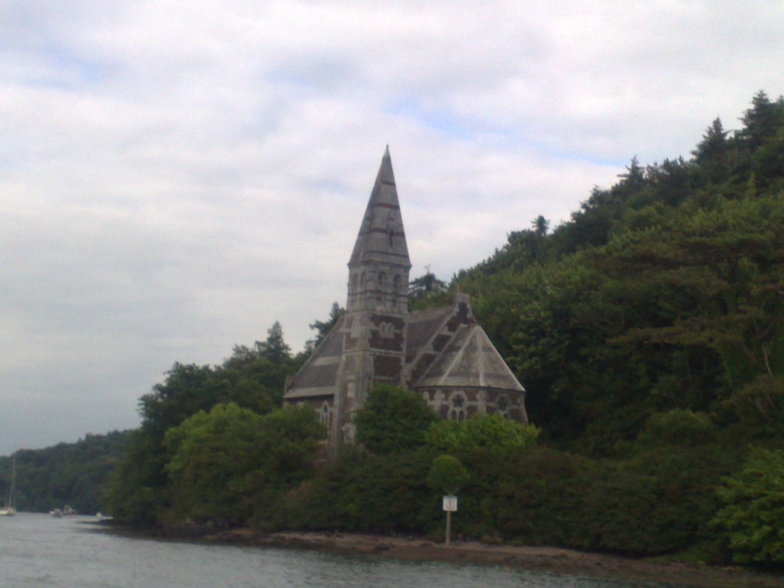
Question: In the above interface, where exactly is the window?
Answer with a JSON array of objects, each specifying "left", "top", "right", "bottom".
[
  {"left": 449, "top": 391, "right": 467, "bottom": 421},
  {"left": 495, "top": 394, "right": 510, "bottom": 418},
  {"left": 319, "top": 402, "right": 331, "bottom": 427},
  {"left": 379, "top": 321, "right": 395, "bottom": 338}
]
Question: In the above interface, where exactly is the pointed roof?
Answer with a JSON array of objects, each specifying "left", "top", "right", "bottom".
[
  {"left": 414, "top": 324, "right": 525, "bottom": 392},
  {"left": 349, "top": 147, "right": 411, "bottom": 268}
]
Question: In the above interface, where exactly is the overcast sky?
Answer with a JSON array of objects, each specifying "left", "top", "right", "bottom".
[{"left": 2, "top": 1, "right": 784, "bottom": 455}]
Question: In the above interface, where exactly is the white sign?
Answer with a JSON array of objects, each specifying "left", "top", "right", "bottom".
[{"left": 442, "top": 495, "right": 458, "bottom": 512}]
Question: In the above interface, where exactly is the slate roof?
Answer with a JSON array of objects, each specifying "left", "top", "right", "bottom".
[
  {"left": 414, "top": 323, "right": 524, "bottom": 391},
  {"left": 283, "top": 316, "right": 345, "bottom": 399},
  {"left": 283, "top": 302, "right": 524, "bottom": 401},
  {"left": 349, "top": 146, "right": 410, "bottom": 270},
  {"left": 405, "top": 307, "right": 453, "bottom": 364}
]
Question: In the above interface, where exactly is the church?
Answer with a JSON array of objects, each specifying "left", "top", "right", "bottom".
[{"left": 284, "top": 148, "right": 527, "bottom": 449}]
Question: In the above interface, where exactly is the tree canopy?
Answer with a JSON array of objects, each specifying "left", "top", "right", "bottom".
[{"left": 354, "top": 384, "right": 439, "bottom": 454}]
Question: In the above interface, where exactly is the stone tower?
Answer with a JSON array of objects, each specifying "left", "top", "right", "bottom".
[{"left": 332, "top": 147, "right": 411, "bottom": 445}]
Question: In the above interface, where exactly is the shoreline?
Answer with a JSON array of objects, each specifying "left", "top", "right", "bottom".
[{"left": 101, "top": 524, "right": 783, "bottom": 587}]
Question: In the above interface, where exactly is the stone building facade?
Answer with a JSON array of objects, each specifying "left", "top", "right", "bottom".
[{"left": 283, "top": 148, "right": 527, "bottom": 449}]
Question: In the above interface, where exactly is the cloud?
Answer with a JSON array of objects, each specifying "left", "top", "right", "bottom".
[{"left": 2, "top": 0, "right": 784, "bottom": 453}]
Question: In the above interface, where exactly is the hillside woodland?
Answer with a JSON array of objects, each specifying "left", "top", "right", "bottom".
[
  {"left": 0, "top": 431, "right": 130, "bottom": 514},
  {"left": 5, "top": 92, "right": 783, "bottom": 567}
]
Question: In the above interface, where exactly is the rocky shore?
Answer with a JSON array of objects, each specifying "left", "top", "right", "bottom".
[{"left": 107, "top": 524, "right": 783, "bottom": 588}]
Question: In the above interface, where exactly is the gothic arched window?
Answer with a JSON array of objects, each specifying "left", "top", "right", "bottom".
[
  {"left": 376, "top": 271, "right": 386, "bottom": 303},
  {"left": 449, "top": 391, "right": 467, "bottom": 421},
  {"left": 319, "top": 402, "right": 331, "bottom": 427},
  {"left": 495, "top": 394, "right": 510, "bottom": 418}
]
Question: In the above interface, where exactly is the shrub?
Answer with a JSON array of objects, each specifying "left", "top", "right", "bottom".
[{"left": 712, "top": 447, "right": 784, "bottom": 565}]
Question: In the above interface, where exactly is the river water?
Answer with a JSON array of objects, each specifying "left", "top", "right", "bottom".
[{"left": 0, "top": 513, "right": 682, "bottom": 587}]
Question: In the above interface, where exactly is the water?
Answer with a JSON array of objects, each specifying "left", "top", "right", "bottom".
[{"left": 0, "top": 513, "right": 677, "bottom": 587}]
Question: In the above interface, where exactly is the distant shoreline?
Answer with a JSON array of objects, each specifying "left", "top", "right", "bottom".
[{"left": 99, "top": 524, "right": 783, "bottom": 588}]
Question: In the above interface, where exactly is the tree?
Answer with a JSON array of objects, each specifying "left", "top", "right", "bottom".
[
  {"left": 165, "top": 402, "right": 323, "bottom": 525},
  {"left": 635, "top": 409, "right": 716, "bottom": 447},
  {"left": 692, "top": 118, "right": 731, "bottom": 183},
  {"left": 108, "top": 325, "right": 302, "bottom": 525},
  {"left": 409, "top": 268, "right": 449, "bottom": 310},
  {"left": 427, "top": 455, "right": 469, "bottom": 494},
  {"left": 354, "top": 384, "right": 439, "bottom": 454},
  {"left": 531, "top": 215, "right": 549, "bottom": 237},
  {"left": 426, "top": 414, "right": 540, "bottom": 454},
  {"left": 712, "top": 448, "right": 784, "bottom": 564},
  {"left": 739, "top": 91, "right": 784, "bottom": 151},
  {"left": 138, "top": 362, "right": 225, "bottom": 437},
  {"left": 257, "top": 321, "right": 291, "bottom": 363},
  {"left": 305, "top": 302, "right": 343, "bottom": 352}
]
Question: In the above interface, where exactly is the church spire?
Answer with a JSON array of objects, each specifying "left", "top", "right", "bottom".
[
  {"left": 349, "top": 146, "right": 410, "bottom": 268},
  {"left": 347, "top": 147, "right": 411, "bottom": 311}
]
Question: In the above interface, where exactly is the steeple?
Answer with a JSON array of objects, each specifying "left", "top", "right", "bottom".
[{"left": 347, "top": 147, "right": 411, "bottom": 312}]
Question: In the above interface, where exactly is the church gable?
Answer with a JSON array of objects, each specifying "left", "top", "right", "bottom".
[{"left": 414, "top": 324, "right": 524, "bottom": 392}]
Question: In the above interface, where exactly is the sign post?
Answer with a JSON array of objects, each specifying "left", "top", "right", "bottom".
[{"left": 442, "top": 495, "right": 458, "bottom": 546}]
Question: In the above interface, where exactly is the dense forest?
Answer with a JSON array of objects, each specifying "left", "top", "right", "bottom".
[
  {"left": 6, "top": 91, "right": 783, "bottom": 567},
  {"left": 0, "top": 430, "right": 130, "bottom": 514}
]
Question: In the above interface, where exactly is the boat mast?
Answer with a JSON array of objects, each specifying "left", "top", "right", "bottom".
[{"left": 5, "top": 453, "right": 15, "bottom": 509}]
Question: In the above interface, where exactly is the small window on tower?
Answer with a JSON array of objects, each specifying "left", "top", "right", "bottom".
[
  {"left": 379, "top": 321, "right": 395, "bottom": 338},
  {"left": 388, "top": 229, "right": 394, "bottom": 247}
]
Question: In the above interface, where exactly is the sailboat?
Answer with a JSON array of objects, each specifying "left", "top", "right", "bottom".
[{"left": 0, "top": 453, "right": 17, "bottom": 516}]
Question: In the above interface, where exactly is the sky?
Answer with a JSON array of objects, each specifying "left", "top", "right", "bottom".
[{"left": 2, "top": 1, "right": 784, "bottom": 455}]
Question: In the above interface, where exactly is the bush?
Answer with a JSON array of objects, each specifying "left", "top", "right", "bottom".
[
  {"left": 354, "top": 385, "right": 438, "bottom": 454},
  {"left": 636, "top": 409, "right": 716, "bottom": 447},
  {"left": 426, "top": 414, "right": 540, "bottom": 453},
  {"left": 712, "top": 447, "right": 784, "bottom": 565},
  {"left": 427, "top": 455, "right": 469, "bottom": 495},
  {"left": 281, "top": 448, "right": 439, "bottom": 534}
]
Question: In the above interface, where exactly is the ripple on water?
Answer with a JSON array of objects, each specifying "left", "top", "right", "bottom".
[{"left": 0, "top": 514, "right": 680, "bottom": 588}]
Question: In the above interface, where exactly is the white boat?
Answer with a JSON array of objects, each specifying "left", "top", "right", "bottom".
[{"left": 0, "top": 453, "right": 17, "bottom": 516}]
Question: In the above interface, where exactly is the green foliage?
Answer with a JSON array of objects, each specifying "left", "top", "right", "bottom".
[
  {"left": 104, "top": 429, "right": 170, "bottom": 526},
  {"left": 106, "top": 323, "right": 302, "bottom": 525},
  {"left": 458, "top": 187, "right": 784, "bottom": 453},
  {"left": 636, "top": 409, "right": 717, "bottom": 447},
  {"left": 409, "top": 270, "right": 450, "bottom": 310},
  {"left": 0, "top": 431, "right": 130, "bottom": 515},
  {"left": 164, "top": 403, "right": 323, "bottom": 525},
  {"left": 713, "top": 447, "right": 784, "bottom": 565},
  {"left": 426, "top": 413, "right": 539, "bottom": 454},
  {"left": 281, "top": 448, "right": 439, "bottom": 534},
  {"left": 304, "top": 302, "right": 342, "bottom": 352},
  {"left": 427, "top": 455, "right": 469, "bottom": 494},
  {"left": 354, "top": 384, "right": 439, "bottom": 454}
]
